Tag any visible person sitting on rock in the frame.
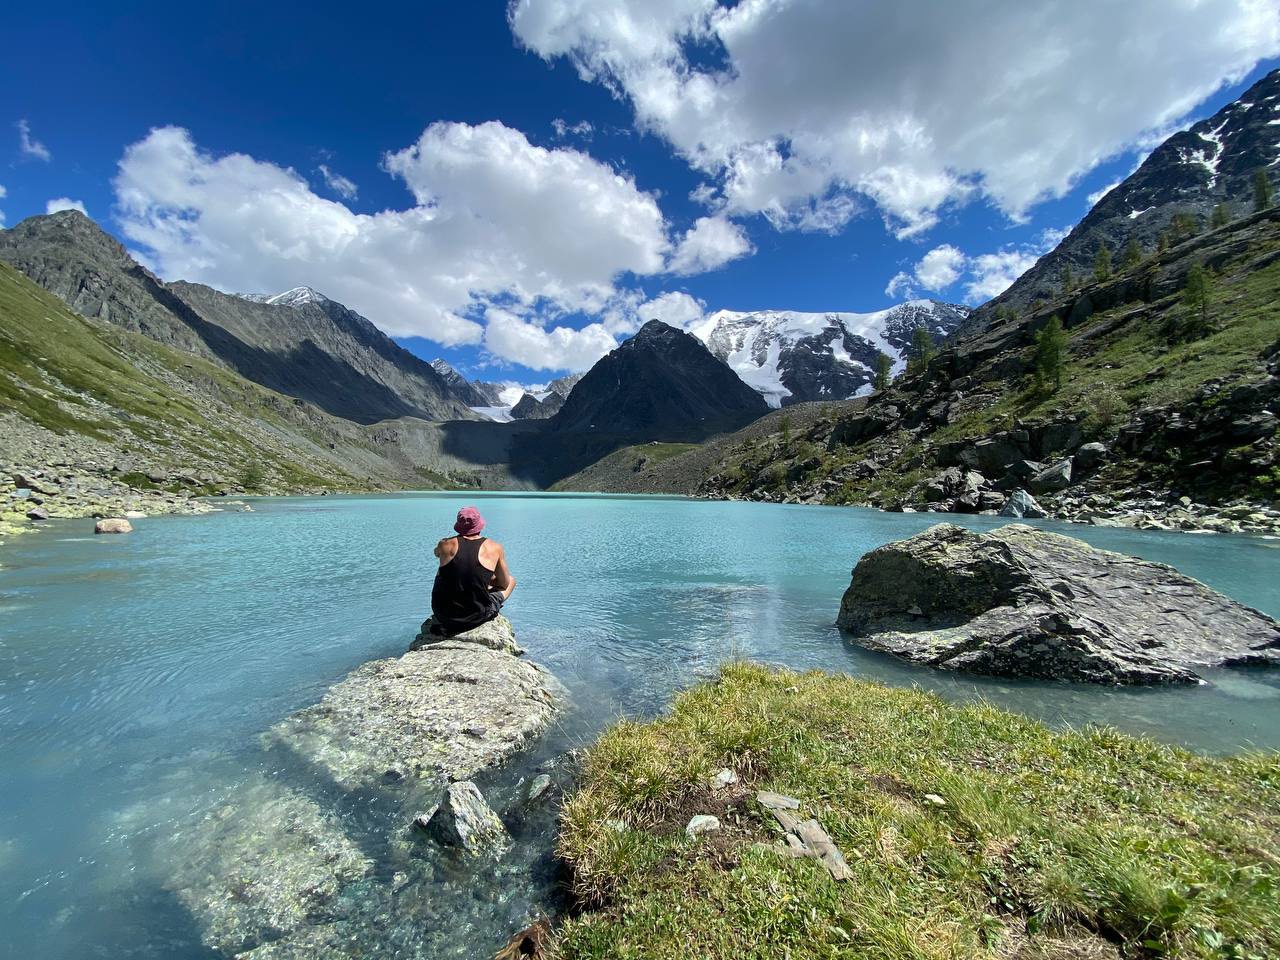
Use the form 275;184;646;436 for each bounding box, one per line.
430;506;517;636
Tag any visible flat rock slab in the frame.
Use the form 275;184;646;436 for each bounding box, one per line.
837;522;1280;684
410;614;523;656
265;641;564;789
157;776;372;957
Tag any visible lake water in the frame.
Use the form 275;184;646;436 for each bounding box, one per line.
2;493;1279;959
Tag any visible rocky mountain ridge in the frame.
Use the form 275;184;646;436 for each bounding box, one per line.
690;300;968;407
972;67;1280;325
0;211;477;424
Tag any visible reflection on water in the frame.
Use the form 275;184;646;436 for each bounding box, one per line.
1;493;1278;958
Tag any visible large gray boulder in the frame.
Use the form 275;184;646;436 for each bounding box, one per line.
410;613;523;655
836;523;1280;684
1029;458;1073;493
264;640;564;788
999;488;1046;519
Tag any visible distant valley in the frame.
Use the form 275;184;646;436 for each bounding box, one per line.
1;69;1277;538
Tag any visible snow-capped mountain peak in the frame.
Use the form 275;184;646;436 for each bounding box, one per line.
689;299;969;408
236;285;330;307
266;286;328;307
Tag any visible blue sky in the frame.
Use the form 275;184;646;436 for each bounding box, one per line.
2;1;1278;386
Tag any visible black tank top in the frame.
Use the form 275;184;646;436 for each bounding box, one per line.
431;536;495;633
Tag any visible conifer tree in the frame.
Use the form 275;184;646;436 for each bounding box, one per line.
1059;262;1074;293
1211;203;1230;228
873;351;893;391
1122;236;1142;269
1033;316;1067;394
906;325;936;376
1093;243;1112;282
1170;211;1198;242
1180;263;1213;340
1256;168;1274;212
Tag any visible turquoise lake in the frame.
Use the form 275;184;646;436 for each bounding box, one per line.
2;492;1279;959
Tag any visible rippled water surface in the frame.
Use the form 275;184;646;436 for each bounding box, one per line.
2;493;1279;958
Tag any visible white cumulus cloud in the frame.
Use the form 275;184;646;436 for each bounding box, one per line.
667;214;752;275
0;183;6;226
913;244;966;291
317;164;358;200
884;243;966;299
46;197;87;215
15;119;51;162
511;0;1280;236
482;306;619;371
886;232;1066;304
638;290;705;329
112;123;676;355
964;250;1043;304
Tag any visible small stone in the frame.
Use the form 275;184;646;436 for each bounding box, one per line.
124;511;147;519
26;507;49;521
923;793;947;807
527;774;552;803
709;768;738;791
94;518;133;534
685;814;721;838
756;790;801;811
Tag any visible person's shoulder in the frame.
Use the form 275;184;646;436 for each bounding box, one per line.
484;537;504;552
436;535;457;550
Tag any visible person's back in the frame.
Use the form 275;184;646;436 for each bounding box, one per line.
430;506;516;635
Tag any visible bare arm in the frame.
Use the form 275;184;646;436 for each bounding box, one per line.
491;545;516;597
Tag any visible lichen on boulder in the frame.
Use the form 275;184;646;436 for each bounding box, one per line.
837;522;1280;684
264;639;564;789
410;613;523;656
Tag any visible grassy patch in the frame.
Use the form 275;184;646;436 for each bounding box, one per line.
557;663;1279;960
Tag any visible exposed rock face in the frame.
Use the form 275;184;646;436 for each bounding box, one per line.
265;640;563;788
410;613;523;655
837;523;1280;684
510;391;562;420
419;780;507;853
94;518;133;534
551;320;769;440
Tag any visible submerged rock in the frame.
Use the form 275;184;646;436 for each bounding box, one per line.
836;522;1280;684
410;613;524;656
265;640;564;789
157;776;372;956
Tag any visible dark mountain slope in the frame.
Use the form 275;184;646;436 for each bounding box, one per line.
0;211;476;424
974;68;1280;324
551;320;769;438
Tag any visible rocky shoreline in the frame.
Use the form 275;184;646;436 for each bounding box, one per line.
159;614;568;958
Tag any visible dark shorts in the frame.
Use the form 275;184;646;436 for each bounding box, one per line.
432;590;506;637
